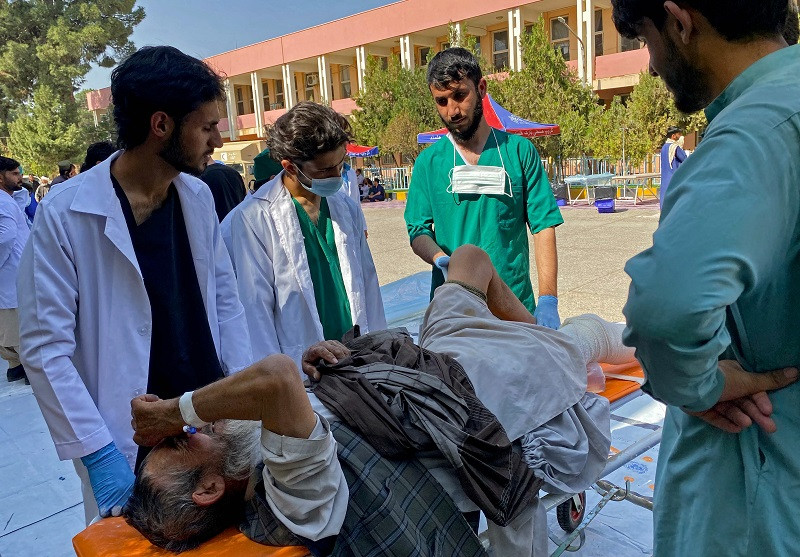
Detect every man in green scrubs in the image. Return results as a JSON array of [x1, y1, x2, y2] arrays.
[[404, 48, 563, 328], [614, 1, 800, 554]]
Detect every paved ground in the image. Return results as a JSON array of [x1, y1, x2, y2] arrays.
[[364, 200, 661, 322], [0, 200, 662, 556]]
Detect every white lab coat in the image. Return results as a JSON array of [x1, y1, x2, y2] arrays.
[[227, 172, 386, 367], [17, 152, 253, 467]]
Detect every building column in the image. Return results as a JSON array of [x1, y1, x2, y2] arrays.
[[355, 45, 367, 92], [251, 71, 265, 137], [92, 111, 99, 127], [282, 64, 297, 109], [317, 55, 332, 104], [584, 0, 595, 86], [224, 79, 239, 141], [508, 8, 523, 72], [399, 35, 413, 70], [576, 0, 594, 86], [453, 22, 462, 46]]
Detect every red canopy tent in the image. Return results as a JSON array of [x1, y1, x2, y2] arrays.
[[417, 94, 560, 143], [346, 144, 379, 157]]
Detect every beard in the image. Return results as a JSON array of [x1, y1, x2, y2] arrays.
[[443, 96, 484, 143], [216, 420, 262, 482], [159, 128, 206, 177], [660, 34, 715, 114]]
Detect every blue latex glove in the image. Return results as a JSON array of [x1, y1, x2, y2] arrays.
[[533, 295, 560, 329], [80, 441, 135, 517], [434, 255, 450, 280]]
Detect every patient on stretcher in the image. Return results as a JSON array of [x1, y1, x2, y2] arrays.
[[124, 245, 633, 553]]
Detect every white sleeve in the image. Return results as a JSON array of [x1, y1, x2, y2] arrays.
[[260, 415, 348, 540]]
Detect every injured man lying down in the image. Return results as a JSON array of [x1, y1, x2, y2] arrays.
[[127, 245, 634, 556]]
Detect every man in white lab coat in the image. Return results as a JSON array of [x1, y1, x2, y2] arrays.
[[228, 102, 385, 367], [17, 46, 252, 524]]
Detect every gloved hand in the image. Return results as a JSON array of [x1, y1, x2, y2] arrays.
[[80, 441, 135, 518], [434, 255, 450, 280], [533, 295, 560, 329]]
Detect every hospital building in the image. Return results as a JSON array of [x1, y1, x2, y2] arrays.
[[85, 0, 649, 143]]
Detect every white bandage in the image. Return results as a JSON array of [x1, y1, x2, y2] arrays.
[[179, 391, 209, 428]]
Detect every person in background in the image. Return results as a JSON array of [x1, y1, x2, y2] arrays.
[[51, 160, 77, 186], [404, 48, 563, 329], [614, 0, 800, 554], [199, 161, 246, 221], [227, 102, 385, 368], [360, 176, 371, 201], [18, 46, 252, 525], [0, 156, 30, 384], [80, 141, 116, 173], [366, 178, 386, 202], [659, 126, 687, 207]]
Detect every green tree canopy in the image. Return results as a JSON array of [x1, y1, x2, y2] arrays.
[[489, 20, 600, 160], [350, 55, 439, 161], [7, 85, 87, 175], [0, 0, 143, 167]]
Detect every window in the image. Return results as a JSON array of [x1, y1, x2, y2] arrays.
[[274, 80, 285, 109], [594, 9, 603, 55], [551, 17, 570, 60], [620, 36, 643, 52], [234, 85, 254, 115], [472, 37, 481, 56], [305, 73, 317, 102], [418, 46, 431, 66], [374, 55, 388, 70], [440, 42, 450, 51], [340, 66, 352, 99], [493, 30, 509, 70], [261, 80, 270, 112]]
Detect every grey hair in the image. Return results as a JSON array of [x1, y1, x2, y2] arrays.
[[125, 421, 260, 553]]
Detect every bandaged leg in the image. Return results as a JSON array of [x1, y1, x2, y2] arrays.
[[560, 314, 635, 365], [260, 414, 349, 541]]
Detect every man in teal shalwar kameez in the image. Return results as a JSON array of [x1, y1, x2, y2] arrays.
[[613, 1, 800, 555]]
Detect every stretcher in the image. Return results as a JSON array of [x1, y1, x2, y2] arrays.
[[72, 361, 656, 557], [72, 517, 311, 556], [543, 361, 660, 556]]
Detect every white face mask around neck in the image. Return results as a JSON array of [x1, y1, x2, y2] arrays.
[[446, 130, 512, 197]]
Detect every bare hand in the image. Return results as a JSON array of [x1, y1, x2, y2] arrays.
[[685, 360, 797, 433], [302, 340, 350, 381], [130, 395, 183, 447]]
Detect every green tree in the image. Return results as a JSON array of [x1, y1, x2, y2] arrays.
[[626, 72, 706, 163], [0, 0, 144, 138], [7, 85, 87, 175], [350, 55, 439, 161], [489, 20, 600, 160]]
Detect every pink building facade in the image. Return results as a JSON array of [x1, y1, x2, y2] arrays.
[[86, 0, 649, 141]]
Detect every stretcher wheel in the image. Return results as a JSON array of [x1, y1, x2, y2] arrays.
[[557, 492, 586, 533]]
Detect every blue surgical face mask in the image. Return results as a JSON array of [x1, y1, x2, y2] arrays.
[[295, 166, 343, 197]]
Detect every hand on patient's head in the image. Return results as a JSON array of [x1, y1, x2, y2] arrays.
[[302, 340, 351, 381], [131, 395, 184, 447]]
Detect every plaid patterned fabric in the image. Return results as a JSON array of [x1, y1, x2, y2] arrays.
[[241, 421, 487, 557]]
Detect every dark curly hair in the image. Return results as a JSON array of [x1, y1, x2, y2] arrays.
[[267, 101, 352, 164], [612, 0, 789, 42], [111, 46, 225, 150]]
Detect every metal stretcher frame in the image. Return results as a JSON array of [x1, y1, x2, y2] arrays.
[[543, 363, 661, 556], [563, 173, 615, 205], [611, 173, 661, 205]]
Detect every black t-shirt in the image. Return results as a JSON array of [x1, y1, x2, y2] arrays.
[[111, 175, 224, 400], [199, 163, 246, 221]]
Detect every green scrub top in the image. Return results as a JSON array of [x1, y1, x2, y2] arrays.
[[623, 44, 800, 556], [404, 129, 562, 313], [293, 197, 353, 341]]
